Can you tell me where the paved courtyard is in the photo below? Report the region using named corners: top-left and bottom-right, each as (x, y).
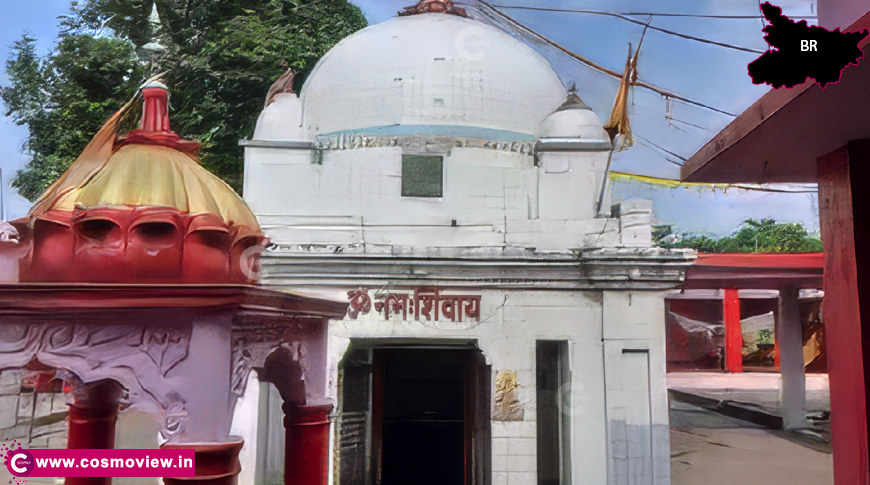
top-left (669, 373), bottom-right (833, 485)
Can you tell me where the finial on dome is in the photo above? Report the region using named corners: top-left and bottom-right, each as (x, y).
top-left (148, 1), bottom-right (160, 24)
top-left (114, 80), bottom-right (199, 156)
top-left (556, 93), bottom-right (592, 112)
top-left (140, 80), bottom-right (170, 132)
top-left (398, 0), bottom-right (467, 17)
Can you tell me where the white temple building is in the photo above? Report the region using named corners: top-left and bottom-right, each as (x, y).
top-left (239, 7), bottom-right (694, 485)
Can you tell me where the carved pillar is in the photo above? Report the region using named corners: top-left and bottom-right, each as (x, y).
top-left (260, 344), bottom-right (333, 485)
top-left (284, 404), bottom-right (333, 485)
top-left (162, 438), bottom-right (244, 485)
top-left (66, 379), bottom-right (124, 485)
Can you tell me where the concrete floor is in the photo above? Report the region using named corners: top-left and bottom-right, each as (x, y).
top-left (670, 373), bottom-right (833, 485)
top-left (667, 372), bottom-right (831, 415)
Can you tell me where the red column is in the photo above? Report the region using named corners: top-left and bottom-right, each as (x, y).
top-left (66, 379), bottom-right (124, 485)
top-left (723, 289), bottom-right (743, 373)
top-left (818, 144), bottom-right (869, 485)
top-left (284, 404), bottom-right (333, 485)
top-left (162, 439), bottom-right (243, 485)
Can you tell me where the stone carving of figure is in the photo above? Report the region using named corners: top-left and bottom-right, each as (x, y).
top-left (0, 221), bottom-right (27, 282)
top-left (265, 61), bottom-right (297, 107)
top-left (0, 221), bottom-right (18, 243)
top-left (399, 0), bottom-right (467, 17)
top-left (493, 370), bottom-right (524, 421)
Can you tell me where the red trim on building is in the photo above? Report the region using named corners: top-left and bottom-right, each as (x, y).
top-left (693, 253), bottom-right (825, 269)
top-left (684, 253), bottom-right (824, 290)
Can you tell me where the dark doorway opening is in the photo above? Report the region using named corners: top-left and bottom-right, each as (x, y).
top-left (372, 348), bottom-right (489, 485)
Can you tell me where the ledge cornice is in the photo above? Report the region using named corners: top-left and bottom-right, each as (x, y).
top-left (257, 248), bottom-right (697, 291)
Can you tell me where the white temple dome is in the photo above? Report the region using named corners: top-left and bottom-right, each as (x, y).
top-left (296, 14), bottom-right (568, 140)
top-left (537, 94), bottom-right (612, 151)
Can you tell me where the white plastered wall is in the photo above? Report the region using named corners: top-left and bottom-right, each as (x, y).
top-left (243, 145), bottom-right (622, 250)
top-left (323, 288), bottom-right (666, 485)
top-left (602, 291), bottom-right (670, 485)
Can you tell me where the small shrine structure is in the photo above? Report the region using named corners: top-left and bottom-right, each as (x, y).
top-left (0, 82), bottom-right (347, 485)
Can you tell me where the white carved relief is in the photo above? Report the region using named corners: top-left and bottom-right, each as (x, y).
top-left (312, 134), bottom-right (533, 155)
top-left (230, 332), bottom-right (309, 399)
top-left (144, 327), bottom-right (189, 375)
top-left (0, 322), bottom-right (192, 436)
top-left (230, 345), bottom-right (253, 398)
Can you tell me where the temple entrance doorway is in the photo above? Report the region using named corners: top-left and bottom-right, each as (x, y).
top-left (371, 348), bottom-right (490, 485)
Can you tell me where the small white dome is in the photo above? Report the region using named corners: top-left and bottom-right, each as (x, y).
top-left (297, 14), bottom-right (568, 139)
top-left (537, 94), bottom-right (611, 151)
top-left (254, 93), bottom-right (305, 141)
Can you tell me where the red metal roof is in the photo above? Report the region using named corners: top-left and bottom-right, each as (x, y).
top-left (693, 253), bottom-right (825, 269)
top-left (684, 253), bottom-right (825, 290)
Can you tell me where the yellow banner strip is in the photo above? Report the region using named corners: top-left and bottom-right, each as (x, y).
top-left (609, 171), bottom-right (817, 194)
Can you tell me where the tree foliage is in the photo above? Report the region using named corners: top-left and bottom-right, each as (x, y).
top-left (654, 218), bottom-right (823, 253)
top-left (3, 0), bottom-right (367, 200)
top-left (3, 33), bottom-right (143, 201)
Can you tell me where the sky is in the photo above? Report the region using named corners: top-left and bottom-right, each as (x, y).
top-left (0, 0), bottom-right (823, 236)
top-left (0, 0), bottom-right (72, 221)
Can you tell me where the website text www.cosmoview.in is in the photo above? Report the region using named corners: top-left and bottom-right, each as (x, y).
top-left (4, 447), bottom-right (195, 478)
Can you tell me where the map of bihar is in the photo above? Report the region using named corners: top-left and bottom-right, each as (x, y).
top-left (748, 2), bottom-right (869, 88)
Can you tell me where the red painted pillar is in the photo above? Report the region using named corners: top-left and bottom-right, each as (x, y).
top-left (66, 379), bottom-right (123, 485)
top-left (818, 144), bottom-right (869, 485)
top-left (723, 289), bottom-right (743, 373)
top-left (162, 439), bottom-right (243, 485)
top-left (284, 404), bottom-right (333, 485)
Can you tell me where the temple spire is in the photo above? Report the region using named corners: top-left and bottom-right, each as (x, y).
top-left (140, 1), bottom-right (167, 60)
top-left (149, 1), bottom-right (160, 24)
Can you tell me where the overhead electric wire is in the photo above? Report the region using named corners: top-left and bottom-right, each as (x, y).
top-left (669, 117), bottom-right (720, 133)
top-left (634, 134), bottom-right (688, 163)
top-left (453, 2), bottom-right (816, 19)
top-left (474, 0), bottom-right (738, 117)
top-left (485, 5), bottom-right (766, 54)
top-left (634, 141), bottom-right (685, 167)
top-left (464, 2), bottom-right (816, 195)
top-left (632, 104), bottom-right (720, 133)
top-left (620, 12), bottom-right (815, 19)
top-left (669, 123), bottom-right (693, 137)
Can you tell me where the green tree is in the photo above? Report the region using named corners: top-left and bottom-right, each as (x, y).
top-left (655, 218), bottom-right (823, 253)
top-left (2, 33), bottom-right (144, 201)
top-left (4, 0), bottom-right (367, 200)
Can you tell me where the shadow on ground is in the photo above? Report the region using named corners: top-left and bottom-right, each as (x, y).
top-left (670, 391), bottom-right (833, 485)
